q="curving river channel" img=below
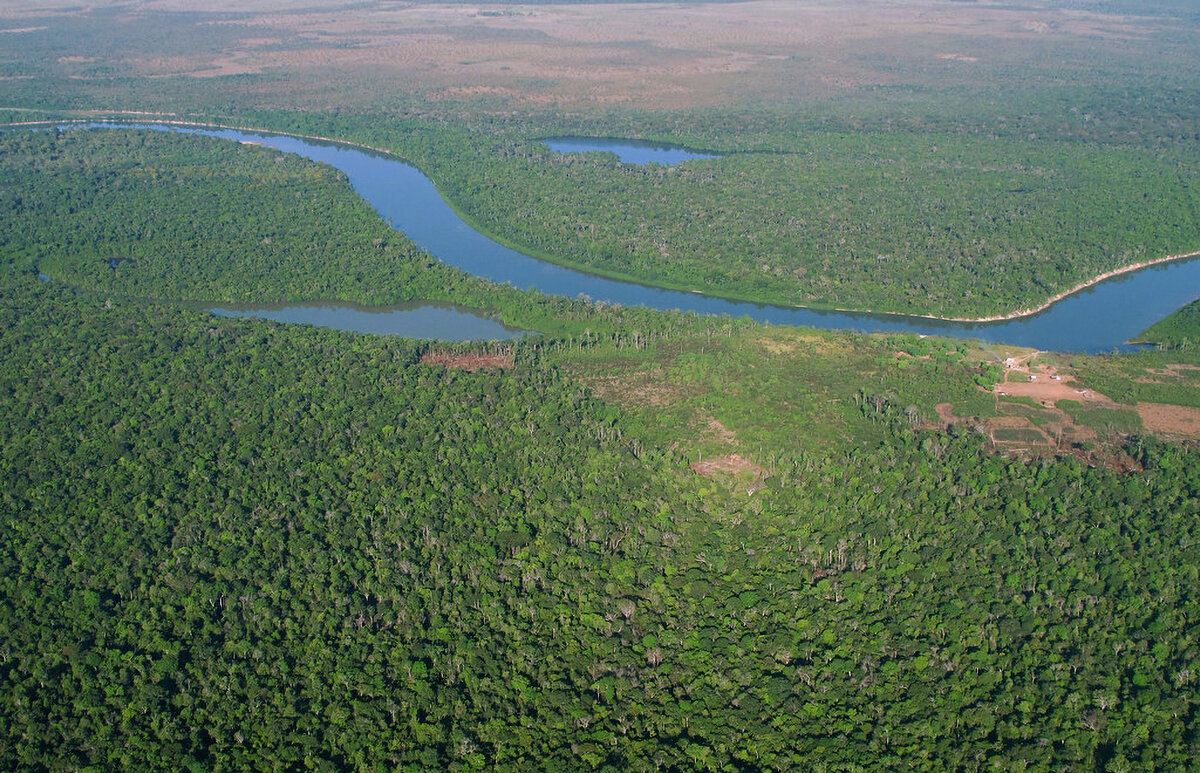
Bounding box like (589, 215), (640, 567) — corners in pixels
(81, 124), (1200, 352)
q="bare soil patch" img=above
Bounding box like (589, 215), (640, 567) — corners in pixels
(185, 55), (265, 78)
(581, 367), (685, 408)
(690, 453), (765, 478)
(936, 388), (1098, 458)
(994, 357), (1111, 407)
(700, 416), (738, 447)
(1144, 363), (1200, 377)
(419, 350), (513, 371)
(994, 378), (1106, 406)
(933, 352), (1193, 466)
(1137, 403), (1200, 437)
(1136, 363), (1200, 385)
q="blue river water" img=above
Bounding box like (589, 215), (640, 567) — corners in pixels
(81, 124), (1200, 352)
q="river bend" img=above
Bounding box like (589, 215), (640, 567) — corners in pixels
(75, 123), (1200, 352)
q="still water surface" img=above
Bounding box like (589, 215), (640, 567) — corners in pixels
(210, 300), (527, 341)
(543, 137), (718, 165)
(87, 124), (1200, 352)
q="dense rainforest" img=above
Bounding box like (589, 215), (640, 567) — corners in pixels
(2, 122), (1200, 771)
(0, 128), (500, 309)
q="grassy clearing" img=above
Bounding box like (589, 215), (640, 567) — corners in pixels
(1071, 349), (1200, 408)
(992, 427), (1049, 445)
(553, 327), (997, 464)
(555, 322), (1200, 474)
(1057, 400), (1144, 435)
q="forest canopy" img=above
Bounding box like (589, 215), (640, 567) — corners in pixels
(0, 122), (1198, 771)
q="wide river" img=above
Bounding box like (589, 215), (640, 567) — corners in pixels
(88, 124), (1200, 352)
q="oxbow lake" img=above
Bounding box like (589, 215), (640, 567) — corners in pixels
(210, 301), (528, 341)
(543, 137), (718, 165)
(56, 124), (1200, 352)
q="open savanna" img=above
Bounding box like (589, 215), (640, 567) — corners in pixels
(4, 0), (1197, 111)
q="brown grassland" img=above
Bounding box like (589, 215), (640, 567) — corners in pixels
(2, 0), (1186, 110)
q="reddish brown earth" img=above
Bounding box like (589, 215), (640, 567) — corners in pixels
(993, 358), (1111, 407)
(1137, 403), (1200, 437)
(690, 453), (765, 478)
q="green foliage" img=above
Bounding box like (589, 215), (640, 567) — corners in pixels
(1135, 298), (1200, 350)
(1, 110), (1199, 772)
(0, 127), (483, 306)
(1057, 401), (1144, 435)
(0, 127), (755, 342)
(5, 0), (1200, 323)
(177, 106), (1200, 320)
(419, 131), (1200, 317)
(554, 328), (995, 454)
(1071, 348), (1200, 408)
(0, 278), (681, 769)
(3, 278), (1200, 770)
